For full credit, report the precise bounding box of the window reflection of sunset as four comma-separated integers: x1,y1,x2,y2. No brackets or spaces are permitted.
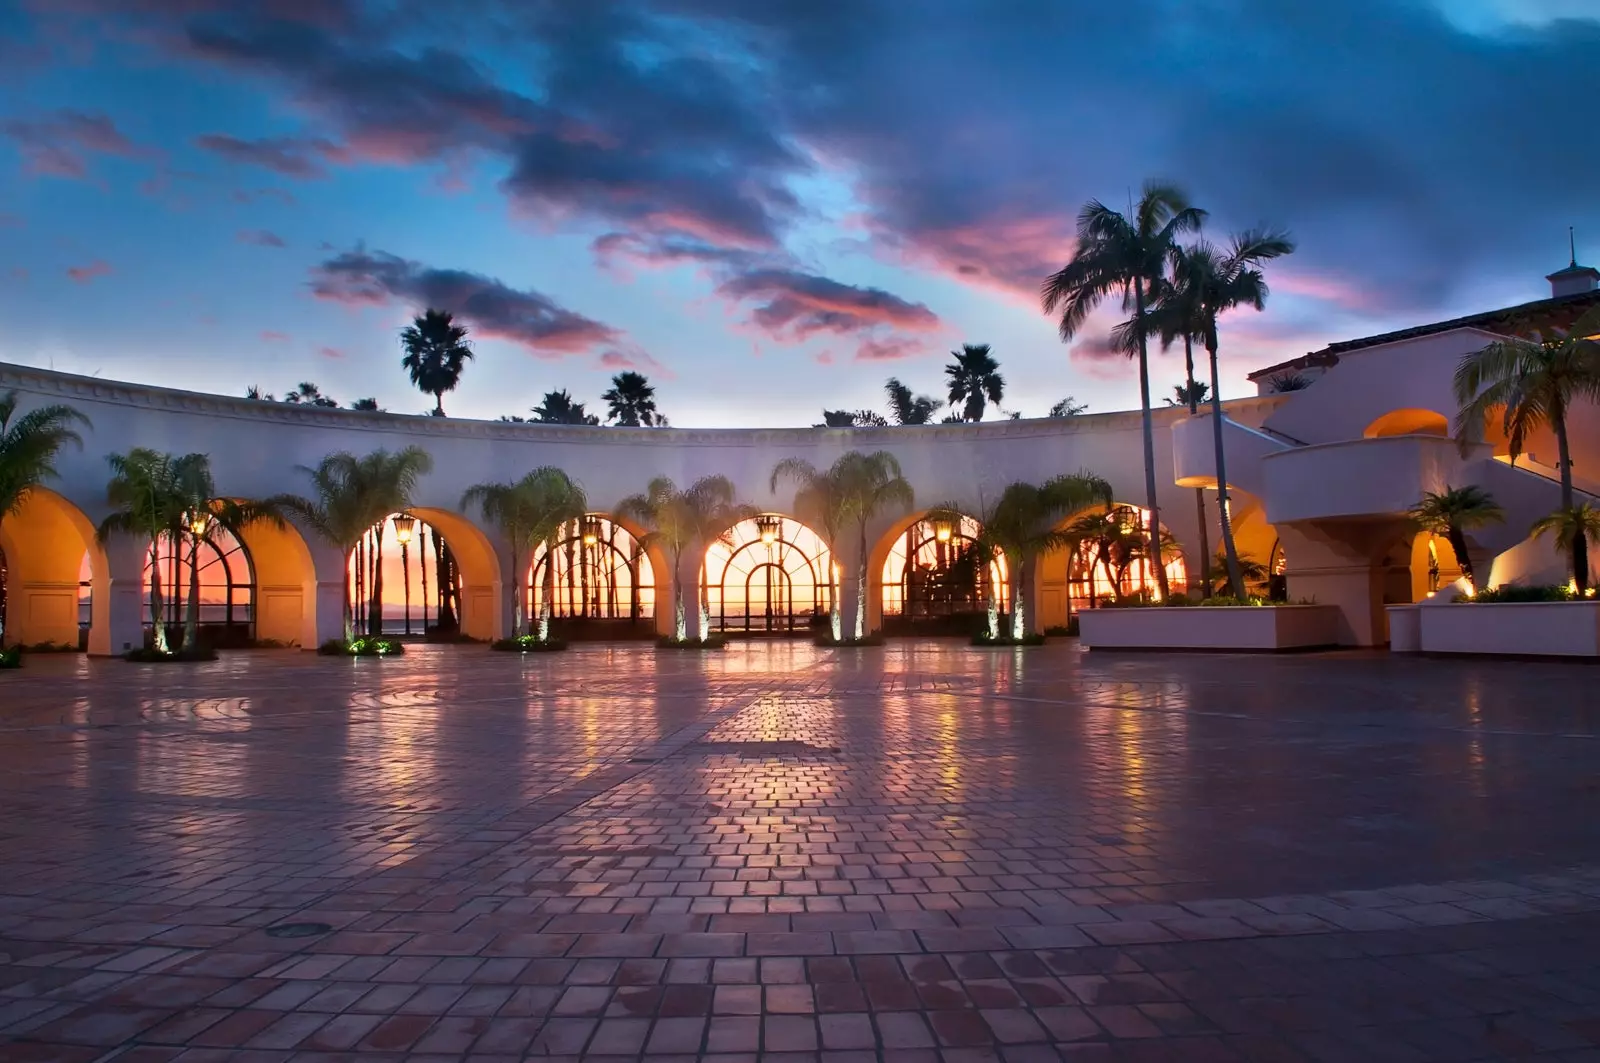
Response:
703,515,834,633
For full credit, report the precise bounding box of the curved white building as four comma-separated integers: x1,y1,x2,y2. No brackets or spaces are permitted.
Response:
3,267,1596,652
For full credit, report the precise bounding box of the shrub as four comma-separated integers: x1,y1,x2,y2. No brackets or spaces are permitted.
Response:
21,641,79,653
1198,595,1271,607
492,635,568,652
657,636,728,650
815,633,885,647
0,647,20,670
318,637,405,657
971,632,1047,647
1458,584,1581,604
124,647,219,663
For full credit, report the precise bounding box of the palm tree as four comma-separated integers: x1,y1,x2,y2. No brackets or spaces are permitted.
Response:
1164,381,1209,406
1207,552,1271,595
617,475,753,641
1048,397,1088,418
1064,505,1177,606
1176,230,1297,599
273,447,433,641
245,386,274,401
532,390,601,426
770,451,915,641
168,455,284,652
1042,181,1207,599
462,469,586,641
603,372,662,427
97,449,187,654
283,382,338,407
1408,485,1504,591
401,309,473,416
1532,504,1600,591
350,398,383,412
819,409,888,428
885,378,941,425
945,344,1004,422
940,474,1112,639
1455,307,1600,593
1266,372,1312,393
0,391,89,645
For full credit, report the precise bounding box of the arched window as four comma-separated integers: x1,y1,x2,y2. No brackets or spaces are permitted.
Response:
144,524,255,647
529,516,655,630
882,514,1008,633
347,515,462,638
703,515,834,634
1067,504,1186,610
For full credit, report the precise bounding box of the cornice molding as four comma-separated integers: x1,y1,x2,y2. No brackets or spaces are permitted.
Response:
0,361,1285,448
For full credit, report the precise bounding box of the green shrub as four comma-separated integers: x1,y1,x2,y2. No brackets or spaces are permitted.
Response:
1198,595,1271,607
124,647,219,663
657,636,728,650
0,647,20,670
1458,584,1580,603
318,637,405,657
492,635,569,652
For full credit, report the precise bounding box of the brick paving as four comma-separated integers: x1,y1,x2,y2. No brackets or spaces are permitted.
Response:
1,642,1599,1060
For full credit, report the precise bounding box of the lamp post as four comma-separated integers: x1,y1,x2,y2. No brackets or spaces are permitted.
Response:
755,516,781,631
395,515,418,636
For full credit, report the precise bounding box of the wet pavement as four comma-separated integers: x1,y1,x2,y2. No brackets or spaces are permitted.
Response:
1,641,1598,1061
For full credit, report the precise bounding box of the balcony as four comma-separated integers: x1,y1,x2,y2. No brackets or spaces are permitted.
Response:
1260,434,1484,524
1171,412,1292,499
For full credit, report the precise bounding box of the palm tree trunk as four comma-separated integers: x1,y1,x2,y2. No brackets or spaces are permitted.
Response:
370,529,385,637
1447,525,1477,590
149,540,168,654
1010,556,1026,640
670,553,685,641
539,539,554,641
341,546,354,641
511,544,524,637
1133,278,1170,599
1184,336,1211,599
434,392,445,417
698,559,711,642
1207,338,1247,599
1553,406,1588,593
854,523,868,640
183,530,201,652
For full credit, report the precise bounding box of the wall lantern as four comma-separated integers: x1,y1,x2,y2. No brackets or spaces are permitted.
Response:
394,514,418,545
933,518,954,543
581,516,603,546
756,514,782,544
189,513,210,536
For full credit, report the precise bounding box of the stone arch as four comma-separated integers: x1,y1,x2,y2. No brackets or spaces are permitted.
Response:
1363,408,1449,439
527,512,665,639
1409,528,1464,600
701,513,836,635
1060,502,1187,611
875,509,1008,636
0,486,101,649
235,513,321,647
397,507,502,641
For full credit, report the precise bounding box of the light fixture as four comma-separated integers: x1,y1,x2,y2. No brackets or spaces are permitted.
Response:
189,513,209,536
933,519,953,543
756,514,781,544
394,514,418,545
582,516,602,546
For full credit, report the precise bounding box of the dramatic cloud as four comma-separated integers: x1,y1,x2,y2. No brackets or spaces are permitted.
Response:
66,260,112,283
1,110,152,178
236,228,286,247
717,268,940,359
197,133,345,177
309,246,625,357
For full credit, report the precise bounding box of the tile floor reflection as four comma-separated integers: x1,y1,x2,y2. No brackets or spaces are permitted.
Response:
1,642,1599,1060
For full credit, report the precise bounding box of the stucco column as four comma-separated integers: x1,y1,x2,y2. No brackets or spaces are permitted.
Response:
88,534,149,656
676,546,705,640
1278,522,1408,647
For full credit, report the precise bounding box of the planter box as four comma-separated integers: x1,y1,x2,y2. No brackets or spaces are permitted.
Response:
1387,605,1420,652
1077,605,1342,651
1415,601,1600,658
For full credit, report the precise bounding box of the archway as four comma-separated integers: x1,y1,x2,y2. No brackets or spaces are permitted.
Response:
529,514,657,639
1066,503,1187,610
346,513,465,639
143,523,255,649
881,513,1008,635
1363,408,1449,438
703,514,834,635
0,487,100,649
1410,530,1463,599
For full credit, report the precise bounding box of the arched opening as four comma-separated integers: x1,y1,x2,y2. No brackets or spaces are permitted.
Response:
1066,504,1187,610
1363,408,1449,438
703,514,834,635
1410,530,1463,600
1268,538,1287,601
0,487,100,650
142,523,255,649
347,513,464,638
881,513,1009,635
529,514,657,639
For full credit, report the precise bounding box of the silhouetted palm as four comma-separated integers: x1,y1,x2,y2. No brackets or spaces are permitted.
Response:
283,382,338,407
1048,397,1088,418
1409,485,1504,591
818,409,887,428
771,452,914,640
400,309,473,417
885,378,941,425
945,344,1004,422
532,390,601,426
1266,372,1311,393
1164,381,1209,406
603,372,661,427
462,468,587,639
1042,181,1206,599
1455,306,1600,592
349,398,383,412
1532,504,1600,590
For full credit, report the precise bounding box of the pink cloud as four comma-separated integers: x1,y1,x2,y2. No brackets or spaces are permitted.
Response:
855,337,926,361
1271,269,1381,313
260,330,291,342
874,213,1074,305
318,345,344,359
66,260,111,283
2,111,155,179
236,228,286,247
196,133,348,178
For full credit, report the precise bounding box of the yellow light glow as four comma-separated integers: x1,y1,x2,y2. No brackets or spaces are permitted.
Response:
394,515,417,545
189,515,208,536
760,526,777,543
934,522,952,543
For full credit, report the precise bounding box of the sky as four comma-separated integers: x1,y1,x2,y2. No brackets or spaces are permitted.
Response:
1,0,1596,427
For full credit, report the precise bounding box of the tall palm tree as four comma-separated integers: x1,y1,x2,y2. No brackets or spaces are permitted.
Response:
603,372,662,427
944,344,1004,422
532,390,601,426
1408,485,1504,591
1455,307,1600,593
283,382,339,407
1042,181,1207,599
401,309,474,417
885,378,941,425
461,468,586,641
0,391,89,644
97,449,188,654
1164,381,1209,406
770,451,916,641
1177,230,1297,599
617,475,752,641
273,447,433,641
819,409,888,428
349,398,383,412
167,455,284,652
1048,397,1088,418
1532,504,1600,590
940,474,1112,639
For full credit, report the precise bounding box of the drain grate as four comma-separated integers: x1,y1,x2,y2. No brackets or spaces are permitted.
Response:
265,921,333,939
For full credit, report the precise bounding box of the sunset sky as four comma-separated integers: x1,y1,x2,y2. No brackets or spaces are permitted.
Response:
2,0,1596,426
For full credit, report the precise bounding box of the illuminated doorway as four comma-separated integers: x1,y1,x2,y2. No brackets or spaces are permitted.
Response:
703,515,834,635
143,524,255,648
1067,504,1187,610
347,514,463,638
528,515,656,638
881,514,1008,635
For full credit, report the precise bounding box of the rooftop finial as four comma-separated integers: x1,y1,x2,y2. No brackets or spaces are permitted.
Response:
1571,226,1578,268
